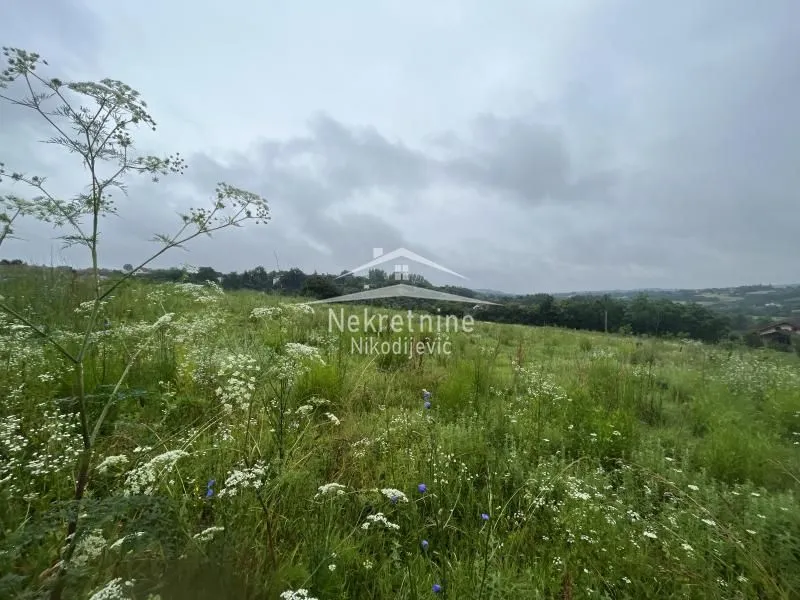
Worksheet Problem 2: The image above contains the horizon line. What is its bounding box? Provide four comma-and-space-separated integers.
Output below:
305, 283, 499, 305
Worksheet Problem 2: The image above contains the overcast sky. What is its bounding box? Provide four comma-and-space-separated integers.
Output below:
1, 1, 798, 294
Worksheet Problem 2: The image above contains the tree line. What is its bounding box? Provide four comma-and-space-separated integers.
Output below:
0, 260, 766, 344
143, 264, 736, 343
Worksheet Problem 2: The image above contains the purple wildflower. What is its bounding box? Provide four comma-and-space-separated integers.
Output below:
432, 584, 442, 593
206, 479, 216, 498
418, 483, 427, 494
421, 539, 429, 550
481, 513, 489, 521
422, 389, 432, 401
424, 401, 431, 410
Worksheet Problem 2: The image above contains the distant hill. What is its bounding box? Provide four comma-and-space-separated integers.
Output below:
2, 259, 797, 327
473, 288, 515, 299
550, 283, 800, 325
474, 280, 800, 327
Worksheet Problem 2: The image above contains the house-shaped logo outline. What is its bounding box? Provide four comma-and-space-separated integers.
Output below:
335, 247, 467, 281
308, 246, 497, 305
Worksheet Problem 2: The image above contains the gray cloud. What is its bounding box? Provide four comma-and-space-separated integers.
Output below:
2, 0, 800, 293
441, 114, 618, 205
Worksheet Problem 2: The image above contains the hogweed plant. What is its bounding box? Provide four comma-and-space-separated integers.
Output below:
263, 335, 327, 461
0, 47, 268, 599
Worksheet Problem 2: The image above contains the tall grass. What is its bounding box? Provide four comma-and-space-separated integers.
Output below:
1, 268, 799, 599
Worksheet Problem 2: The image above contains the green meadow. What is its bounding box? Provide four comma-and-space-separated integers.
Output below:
2, 270, 799, 599
1, 44, 799, 600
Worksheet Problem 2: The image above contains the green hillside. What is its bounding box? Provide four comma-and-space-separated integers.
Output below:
2, 275, 799, 599
559, 283, 800, 325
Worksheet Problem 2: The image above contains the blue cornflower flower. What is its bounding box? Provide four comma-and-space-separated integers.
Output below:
421, 539, 429, 550
481, 513, 489, 521
206, 479, 216, 498
422, 389, 432, 401
424, 401, 431, 410
432, 583, 442, 593
418, 483, 427, 494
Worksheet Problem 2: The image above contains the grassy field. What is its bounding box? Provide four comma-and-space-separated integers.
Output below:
1, 273, 800, 599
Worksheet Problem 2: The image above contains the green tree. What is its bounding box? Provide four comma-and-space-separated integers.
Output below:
242, 265, 272, 290
407, 273, 431, 287
189, 265, 221, 284
281, 267, 307, 292
220, 270, 243, 289
368, 267, 388, 282
301, 273, 340, 299
743, 331, 764, 348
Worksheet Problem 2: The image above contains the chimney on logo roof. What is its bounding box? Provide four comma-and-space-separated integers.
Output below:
372, 248, 383, 259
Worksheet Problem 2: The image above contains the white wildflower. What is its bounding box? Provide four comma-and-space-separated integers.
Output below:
218, 462, 269, 497
123, 450, 189, 496
73, 529, 107, 567
381, 488, 409, 503
153, 313, 174, 329
362, 512, 399, 531
295, 404, 314, 417
279, 590, 319, 600
215, 353, 260, 413
96, 454, 129, 475
270, 343, 325, 386
315, 483, 347, 498
285, 342, 324, 361
109, 532, 145, 550
193, 526, 225, 542
88, 577, 134, 600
